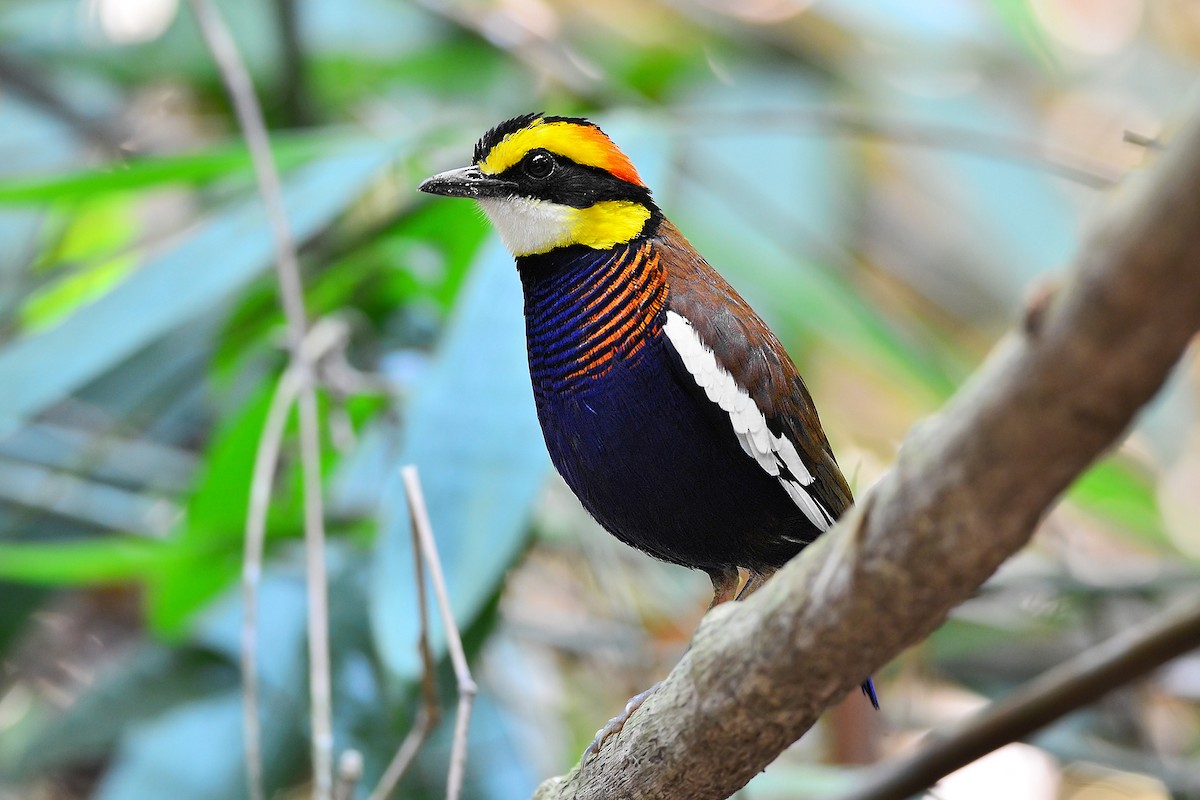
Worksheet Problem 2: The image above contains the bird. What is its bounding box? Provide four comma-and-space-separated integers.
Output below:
418, 112, 878, 754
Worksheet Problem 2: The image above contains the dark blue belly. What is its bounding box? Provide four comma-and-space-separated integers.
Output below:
531, 330, 811, 572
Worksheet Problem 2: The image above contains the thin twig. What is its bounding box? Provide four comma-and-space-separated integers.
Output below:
445, 681, 477, 800
403, 466, 478, 800
188, 0, 310, 346
297, 385, 334, 798
1123, 130, 1164, 150
370, 706, 435, 800
833, 599, 1200, 800
413, 0, 603, 97
241, 319, 351, 800
333, 750, 364, 800
241, 368, 303, 800
368, 463, 442, 800
669, 108, 1121, 189
189, 2, 333, 798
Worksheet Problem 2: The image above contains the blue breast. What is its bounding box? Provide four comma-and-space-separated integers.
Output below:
517, 243, 810, 573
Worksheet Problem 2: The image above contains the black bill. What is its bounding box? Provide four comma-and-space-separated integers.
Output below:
417, 165, 516, 199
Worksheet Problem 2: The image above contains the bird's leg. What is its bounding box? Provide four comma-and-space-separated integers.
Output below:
583, 566, 742, 764
737, 567, 776, 600
708, 565, 741, 608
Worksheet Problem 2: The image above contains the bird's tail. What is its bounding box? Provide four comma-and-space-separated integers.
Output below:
860, 678, 880, 710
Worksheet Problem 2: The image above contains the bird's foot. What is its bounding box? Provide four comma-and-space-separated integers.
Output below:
707, 566, 740, 608
735, 569, 772, 600
582, 683, 659, 764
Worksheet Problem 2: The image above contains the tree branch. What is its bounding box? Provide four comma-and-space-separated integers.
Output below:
533, 105, 1200, 799
834, 599, 1200, 800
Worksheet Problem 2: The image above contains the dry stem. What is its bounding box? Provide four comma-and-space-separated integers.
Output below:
190, 1, 334, 797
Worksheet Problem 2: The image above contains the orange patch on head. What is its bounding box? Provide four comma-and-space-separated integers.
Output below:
477, 117, 644, 187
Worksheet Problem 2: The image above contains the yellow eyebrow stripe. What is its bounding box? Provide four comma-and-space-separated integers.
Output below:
477, 118, 643, 186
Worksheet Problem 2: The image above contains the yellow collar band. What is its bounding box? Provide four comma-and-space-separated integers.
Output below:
476, 197, 651, 257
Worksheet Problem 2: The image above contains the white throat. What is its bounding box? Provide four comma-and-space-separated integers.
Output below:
476, 196, 576, 257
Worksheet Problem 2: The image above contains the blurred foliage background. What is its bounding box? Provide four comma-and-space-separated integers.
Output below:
0, 0, 1198, 798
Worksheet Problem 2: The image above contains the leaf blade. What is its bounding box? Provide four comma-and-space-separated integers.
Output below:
0, 141, 397, 436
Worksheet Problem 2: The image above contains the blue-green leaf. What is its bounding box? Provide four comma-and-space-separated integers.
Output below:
370, 238, 550, 683
0, 141, 397, 436
94, 689, 300, 800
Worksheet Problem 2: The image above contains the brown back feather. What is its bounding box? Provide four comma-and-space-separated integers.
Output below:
653, 220, 854, 518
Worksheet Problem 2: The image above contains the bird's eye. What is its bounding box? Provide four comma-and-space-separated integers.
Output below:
523, 151, 555, 179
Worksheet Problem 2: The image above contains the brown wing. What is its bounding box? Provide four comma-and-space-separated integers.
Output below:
654, 220, 854, 520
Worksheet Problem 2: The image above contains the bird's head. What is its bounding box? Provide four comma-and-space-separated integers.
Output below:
418, 113, 660, 258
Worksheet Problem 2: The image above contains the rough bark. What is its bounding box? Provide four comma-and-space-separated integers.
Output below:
533, 105, 1200, 800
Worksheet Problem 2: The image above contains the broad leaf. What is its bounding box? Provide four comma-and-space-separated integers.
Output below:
370, 238, 550, 683
0, 141, 396, 436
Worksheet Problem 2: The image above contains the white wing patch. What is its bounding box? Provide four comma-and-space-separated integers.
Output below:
664, 310, 833, 531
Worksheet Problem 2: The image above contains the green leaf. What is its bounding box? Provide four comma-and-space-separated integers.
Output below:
21, 192, 140, 329
186, 383, 284, 543
140, 384, 287, 636
0, 140, 398, 437
146, 373, 367, 636
91, 559, 375, 800
370, 238, 551, 683
0, 583, 47, 656
29, 572, 315, 798
390, 691, 541, 799
0, 537, 172, 584
14, 645, 236, 779
1069, 458, 1173, 550
0, 136, 330, 206
927, 616, 1046, 663
191, 569, 312, 710
982, 0, 1061, 68
143, 542, 244, 637
211, 198, 489, 380
743, 762, 857, 798
94, 690, 294, 800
